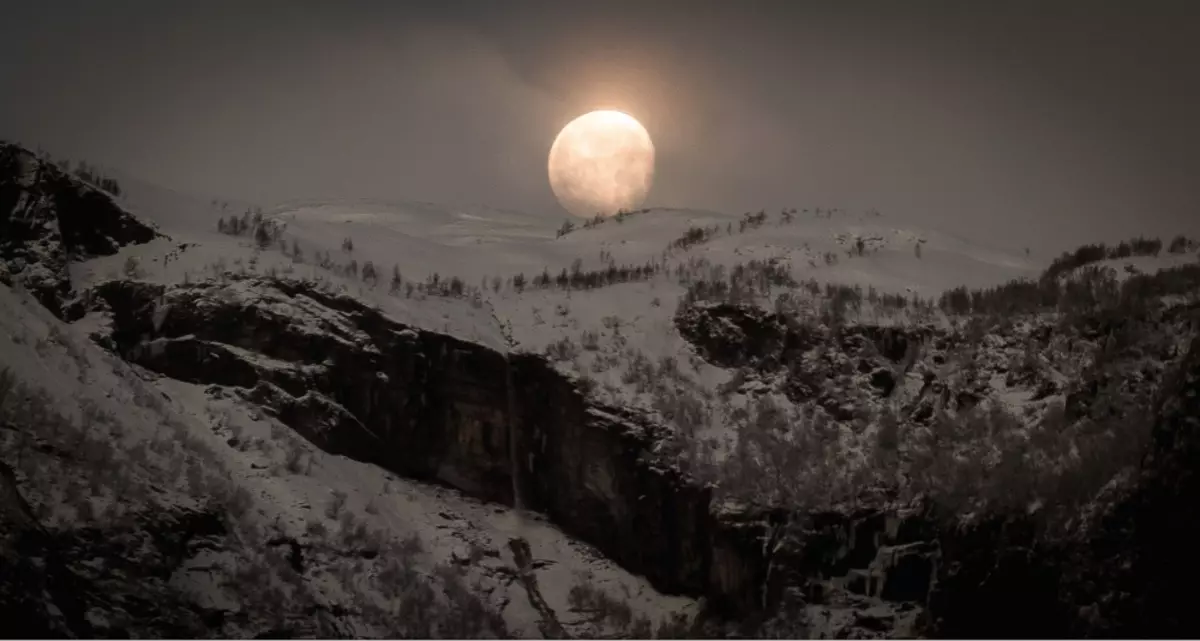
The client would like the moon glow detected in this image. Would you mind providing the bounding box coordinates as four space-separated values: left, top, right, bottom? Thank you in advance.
548 110 655 218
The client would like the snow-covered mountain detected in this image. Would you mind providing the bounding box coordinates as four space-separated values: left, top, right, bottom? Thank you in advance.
4 141 1200 638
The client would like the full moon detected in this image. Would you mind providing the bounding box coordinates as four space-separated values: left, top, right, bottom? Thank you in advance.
548 110 655 218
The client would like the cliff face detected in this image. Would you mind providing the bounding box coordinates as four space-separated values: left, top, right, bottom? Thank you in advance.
68 278 516 504
67 277 724 601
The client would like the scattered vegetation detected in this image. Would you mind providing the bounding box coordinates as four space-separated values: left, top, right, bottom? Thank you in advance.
27 148 126 195
0 352 508 638
668 241 1200 530
565 574 695 639
1040 236 1193 282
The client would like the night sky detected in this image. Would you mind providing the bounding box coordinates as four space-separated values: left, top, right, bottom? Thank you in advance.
3 0 1197 253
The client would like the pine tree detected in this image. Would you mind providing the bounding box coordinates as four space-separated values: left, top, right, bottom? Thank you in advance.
254 223 272 249
361 260 377 285
390 265 403 293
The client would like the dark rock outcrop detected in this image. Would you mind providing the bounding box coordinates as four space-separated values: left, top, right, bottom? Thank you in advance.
0 143 159 314
674 302 789 369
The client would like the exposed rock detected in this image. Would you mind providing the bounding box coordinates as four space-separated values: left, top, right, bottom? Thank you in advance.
868 368 896 397
674 302 788 369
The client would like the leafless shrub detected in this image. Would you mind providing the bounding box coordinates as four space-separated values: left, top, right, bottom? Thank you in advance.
576 373 598 398
431 563 509 638
545 336 579 362
568 579 633 628
581 330 601 351
283 440 309 474
122 255 143 278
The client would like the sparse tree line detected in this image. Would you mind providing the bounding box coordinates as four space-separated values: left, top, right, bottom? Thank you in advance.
653 247 1200 524
662 210 912 271
556 208 656 237
558 205 870 245
671 234 1200 324
1042 235 1197 282
679 256 935 326
666 234 1200 336
211 203 909 305
30 148 125 196
663 211 771 255
941 256 1200 319
215 207 287 251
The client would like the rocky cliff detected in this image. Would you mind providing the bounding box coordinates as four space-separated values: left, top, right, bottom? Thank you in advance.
0 143 159 315
65 276 720 599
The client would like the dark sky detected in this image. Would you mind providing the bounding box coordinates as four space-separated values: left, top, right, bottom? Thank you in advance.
3 0 1197 253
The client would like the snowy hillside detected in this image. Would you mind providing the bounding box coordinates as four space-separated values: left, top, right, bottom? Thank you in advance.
2 143 698 638
5 142 1200 639
88 190 1052 402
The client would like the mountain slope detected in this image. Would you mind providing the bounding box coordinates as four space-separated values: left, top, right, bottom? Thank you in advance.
4 142 1200 638
0 142 697 638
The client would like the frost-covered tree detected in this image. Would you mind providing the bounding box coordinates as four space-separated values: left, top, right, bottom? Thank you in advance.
254 224 272 249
